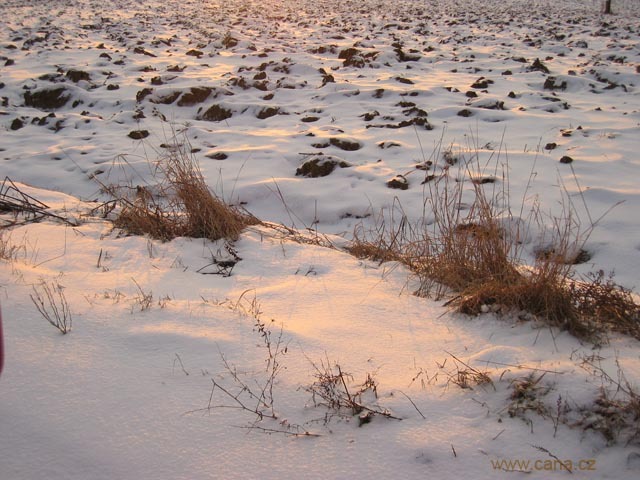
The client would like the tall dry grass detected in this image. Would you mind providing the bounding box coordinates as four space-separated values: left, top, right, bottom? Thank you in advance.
349 142 639 342
109 137 257 242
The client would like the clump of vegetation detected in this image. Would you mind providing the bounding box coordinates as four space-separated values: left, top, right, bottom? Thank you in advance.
576 356 640 446
306 356 400 426
107 136 257 242
0 230 25 262
349 143 640 343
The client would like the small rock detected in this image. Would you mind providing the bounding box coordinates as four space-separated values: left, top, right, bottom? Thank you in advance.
559 156 573 164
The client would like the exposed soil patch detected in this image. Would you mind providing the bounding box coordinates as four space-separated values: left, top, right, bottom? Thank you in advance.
256 106 280 119
128 129 150 139
177 87 214 106
386 175 409 190
329 137 362 151
200 104 233 122
296 156 351 178
24 87 70 110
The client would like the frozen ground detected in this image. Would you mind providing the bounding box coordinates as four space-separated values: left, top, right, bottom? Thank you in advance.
1 0 639 478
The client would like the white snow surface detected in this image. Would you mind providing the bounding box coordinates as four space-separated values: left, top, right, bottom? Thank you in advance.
1 0 640 478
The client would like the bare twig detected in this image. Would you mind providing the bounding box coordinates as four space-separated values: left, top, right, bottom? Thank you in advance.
397 390 426 419
30 279 72 334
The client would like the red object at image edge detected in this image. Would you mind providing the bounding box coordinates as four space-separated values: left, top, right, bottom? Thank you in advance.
0 307 4 376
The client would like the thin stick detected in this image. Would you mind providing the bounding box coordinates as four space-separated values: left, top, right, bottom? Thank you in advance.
397 390 426 419
173 353 189 376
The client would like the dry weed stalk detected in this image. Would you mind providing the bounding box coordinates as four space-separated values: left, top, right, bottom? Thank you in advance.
130 278 153 312
306 356 401 426
187 291 317 436
30 279 72 334
442 351 494 390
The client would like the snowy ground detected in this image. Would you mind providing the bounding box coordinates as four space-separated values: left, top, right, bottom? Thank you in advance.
1 0 639 478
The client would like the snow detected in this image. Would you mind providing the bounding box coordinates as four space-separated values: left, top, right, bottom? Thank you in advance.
1 0 640 478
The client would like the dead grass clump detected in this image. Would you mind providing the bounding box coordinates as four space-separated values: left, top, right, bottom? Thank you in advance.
113 200 178 241
109 137 257 242
442 351 494 390
570 270 640 340
348 213 409 264
581 387 640 445
577 356 640 445
306 356 400 425
0 230 26 262
350 142 640 342
163 149 253 241
453 258 596 340
508 373 552 419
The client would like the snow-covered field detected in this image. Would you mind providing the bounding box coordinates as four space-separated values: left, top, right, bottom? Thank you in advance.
1 0 639 478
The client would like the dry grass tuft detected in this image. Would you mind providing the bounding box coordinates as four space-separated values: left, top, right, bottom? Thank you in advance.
305 356 400 425
108 136 257 242
577 356 640 445
348 211 410 264
349 144 640 342
0 230 26 262
570 271 640 340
